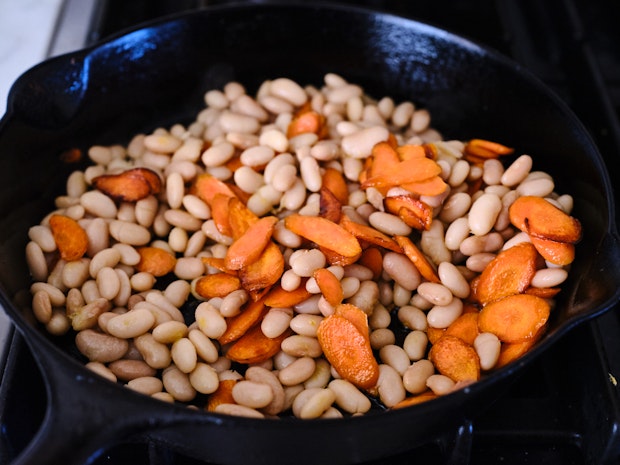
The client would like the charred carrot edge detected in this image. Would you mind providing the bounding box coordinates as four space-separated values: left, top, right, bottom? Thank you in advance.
238 242 284 292
393 235 441 283
321 168 349 206
464 139 514 159
92 167 162 202
319 187 343 223
391 390 438 409
339 214 402 253
358 247 384 280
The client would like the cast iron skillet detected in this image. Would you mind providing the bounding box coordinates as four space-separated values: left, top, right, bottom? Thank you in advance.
1 3 619 465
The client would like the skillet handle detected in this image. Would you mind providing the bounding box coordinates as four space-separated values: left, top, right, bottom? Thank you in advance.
10 337 196 465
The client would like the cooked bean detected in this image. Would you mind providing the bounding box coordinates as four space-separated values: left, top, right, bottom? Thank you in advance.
468 193 502 236
109 220 151 245
127 376 164 396
107 308 155 339
426 297 463 329
135 333 172 369
417 282 453 306
281 335 322 358
382 252 421 291
474 332 501 371
368 211 412 236
80 190 118 218
162 366 196 402
25 241 48 282
189 363 220 394
426 374 455 395
195 302 227 339
262 307 294 338
370 328 396 350
376 364 406 408
85 361 118 383
438 262 470 299
403 330 429 361
346 280 379 313
279 356 316 386
379 344 410 375
232 380 274 409
531 268 568 288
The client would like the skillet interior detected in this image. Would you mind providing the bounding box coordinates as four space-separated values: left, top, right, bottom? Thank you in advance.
0 3 619 464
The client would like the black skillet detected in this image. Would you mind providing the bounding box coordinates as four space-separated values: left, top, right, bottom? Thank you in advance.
1 3 619 465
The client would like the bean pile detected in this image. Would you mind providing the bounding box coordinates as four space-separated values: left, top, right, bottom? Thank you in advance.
25 73 580 418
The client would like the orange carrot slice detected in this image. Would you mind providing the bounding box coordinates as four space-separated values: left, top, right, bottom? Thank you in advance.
429 335 481 382
287 110 325 138
314 268 344 307
478 293 550 343
391 391 438 409
317 314 379 390
320 246 362 266
238 242 284 292
444 311 480 346
48 214 89 261
395 144 426 161
369 141 401 178
384 195 434 231
319 187 343 223
360 156 442 191
226 326 291 364
92 167 162 202
284 214 362 259
509 195 582 243
475 241 539 305
358 247 384 280
194 273 242 299
400 175 448 197
339 214 402 253
464 139 514 159
193 173 236 205
210 193 233 237
206 379 237 412
321 167 349 205
393 235 440 283
225 216 278 271
135 246 177 277
427 326 446 345
529 235 576 266
218 298 267 345
201 257 237 275
228 196 259 239
334 303 370 337
264 280 312 307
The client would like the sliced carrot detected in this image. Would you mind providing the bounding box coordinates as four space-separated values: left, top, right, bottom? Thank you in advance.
391 391 438 409
334 303 369 337
475 241 539 305
321 168 349 205
358 247 384 280
509 195 582 244
193 173 236 205
201 256 237 275
478 293 550 343
135 246 177 277
319 246 362 266
238 242 284 292
224 216 278 271
395 144 425 161
284 214 362 259
444 311 480 346
529 235 576 266
92 167 162 202
422 143 438 160
400 175 448 197
206 379 237 412
525 286 561 299
264 280 312 307
48 214 89 261
429 335 480 382
369 141 400 178
393 235 440 283
426 326 446 345
226 326 292 364
360 156 442 191
228 196 259 239
317 314 379 390
314 268 344 307
384 195 433 231
194 273 242 299
218 298 267 345
464 138 514 159
339 214 402 253
287 110 326 138
210 193 233 237
319 187 343 223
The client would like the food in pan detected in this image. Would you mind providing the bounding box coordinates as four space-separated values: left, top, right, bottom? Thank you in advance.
25 73 581 418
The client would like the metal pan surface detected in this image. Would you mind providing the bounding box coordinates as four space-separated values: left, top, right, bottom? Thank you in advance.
1 3 619 465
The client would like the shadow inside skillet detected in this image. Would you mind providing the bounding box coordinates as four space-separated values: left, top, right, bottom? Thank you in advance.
0 3 619 464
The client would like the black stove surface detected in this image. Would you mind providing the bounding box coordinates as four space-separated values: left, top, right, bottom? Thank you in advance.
2 0 620 464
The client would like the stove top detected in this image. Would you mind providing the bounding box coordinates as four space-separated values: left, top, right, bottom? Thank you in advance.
1 0 620 464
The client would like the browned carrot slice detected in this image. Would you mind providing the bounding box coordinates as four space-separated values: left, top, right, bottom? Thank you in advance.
393 235 441 283
360 156 442 191
194 273 242 299
529 235 576 266
334 303 369 337
478 293 550 343
464 139 514 159
395 144 425 161
321 168 349 205
284 214 362 259
238 242 284 292
225 216 278 271
384 195 433 231
317 314 379 390
201 257 237 275
509 195 582 243
314 268 344 307
429 335 481 382
444 311 480 346
320 246 362 266
193 173 236 205
226 326 292 364
358 247 384 280
218 298 268 345
287 110 325 138
135 246 177 277
426 326 446 345
339 214 402 253
48 214 89 261
210 193 233 237
92 167 162 202
206 379 237 412
525 286 562 299
475 241 539 305
319 187 342 223
264 280 312 307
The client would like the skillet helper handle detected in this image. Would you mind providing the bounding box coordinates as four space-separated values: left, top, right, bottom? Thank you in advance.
11 342 185 465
